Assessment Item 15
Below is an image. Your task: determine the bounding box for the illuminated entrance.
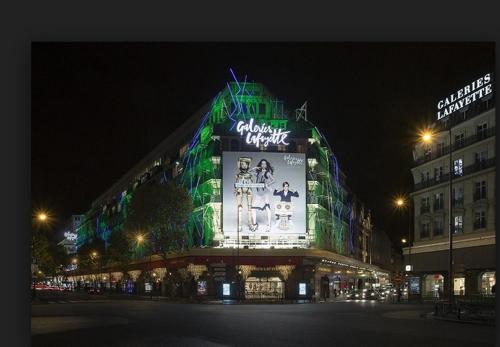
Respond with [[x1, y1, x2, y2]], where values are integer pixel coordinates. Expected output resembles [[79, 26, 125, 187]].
[[244, 276, 284, 299]]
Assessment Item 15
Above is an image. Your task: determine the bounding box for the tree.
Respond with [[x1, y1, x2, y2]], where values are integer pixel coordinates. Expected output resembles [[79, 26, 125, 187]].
[[76, 237, 106, 272], [124, 181, 193, 258], [106, 229, 132, 271]]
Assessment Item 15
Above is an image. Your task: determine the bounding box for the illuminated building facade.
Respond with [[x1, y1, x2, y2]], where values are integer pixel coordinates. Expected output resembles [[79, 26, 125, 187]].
[[407, 73, 495, 299], [71, 72, 394, 299]]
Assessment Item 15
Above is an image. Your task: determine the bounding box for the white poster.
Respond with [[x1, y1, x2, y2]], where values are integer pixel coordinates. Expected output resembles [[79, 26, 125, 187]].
[[222, 151, 306, 247]]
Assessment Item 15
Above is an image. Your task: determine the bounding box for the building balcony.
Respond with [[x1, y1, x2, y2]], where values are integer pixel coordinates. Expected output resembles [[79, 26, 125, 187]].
[[433, 228, 444, 237], [433, 201, 444, 211], [473, 192, 487, 202], [452, 197, 464, 208], [413, 157, 495, 192], [413, 126, 495, 166], [420, 206, 431, 214], [473, 221, 487, 230]]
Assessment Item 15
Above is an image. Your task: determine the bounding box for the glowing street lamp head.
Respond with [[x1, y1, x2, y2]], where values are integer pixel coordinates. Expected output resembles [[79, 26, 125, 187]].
[[419, 129, 434, 144], [38, 213, 48, 221], [72, 258, 78, 264], [401, 238, 407, 244], [136, 234, 144, 244], [91, 251, 98, 257], [394, 196, 407, 209]]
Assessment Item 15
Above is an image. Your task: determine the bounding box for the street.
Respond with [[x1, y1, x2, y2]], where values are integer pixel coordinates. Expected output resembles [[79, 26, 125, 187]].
[[31, 298, 496, 346]]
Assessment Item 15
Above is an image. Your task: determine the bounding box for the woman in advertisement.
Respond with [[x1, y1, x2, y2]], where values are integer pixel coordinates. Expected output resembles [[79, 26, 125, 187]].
[[250, 159, 275, 232]]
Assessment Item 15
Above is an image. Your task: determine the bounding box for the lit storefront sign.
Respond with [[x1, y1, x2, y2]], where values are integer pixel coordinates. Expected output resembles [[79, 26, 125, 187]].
[[236, 118, 290, 148], [437, 73, 493, 120], [299, 282, 307, 295], [223, 283, 231, 296]]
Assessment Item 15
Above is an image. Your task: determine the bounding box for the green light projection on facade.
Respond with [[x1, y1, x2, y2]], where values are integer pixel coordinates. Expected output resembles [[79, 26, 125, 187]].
[[77, 71, 353, 257]]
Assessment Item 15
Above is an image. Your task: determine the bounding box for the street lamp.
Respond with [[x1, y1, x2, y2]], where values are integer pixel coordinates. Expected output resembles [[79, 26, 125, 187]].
[[394, 196, 412, 272], [136, 232, 153, 299], [32, 209, 51, 300], [419, 126, 454, 305], [37, 213, 48, 222]]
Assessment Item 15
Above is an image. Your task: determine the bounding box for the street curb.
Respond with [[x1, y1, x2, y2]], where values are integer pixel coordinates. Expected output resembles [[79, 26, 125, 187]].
[[422, 312, 495, 326]]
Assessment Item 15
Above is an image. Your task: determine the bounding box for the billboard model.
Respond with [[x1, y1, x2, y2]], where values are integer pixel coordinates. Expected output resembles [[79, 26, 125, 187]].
[[222, 151, 306, 247]]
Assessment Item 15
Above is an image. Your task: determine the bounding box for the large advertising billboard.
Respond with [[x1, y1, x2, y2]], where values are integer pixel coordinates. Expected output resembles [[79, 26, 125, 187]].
[[222, 151, 306, 248]]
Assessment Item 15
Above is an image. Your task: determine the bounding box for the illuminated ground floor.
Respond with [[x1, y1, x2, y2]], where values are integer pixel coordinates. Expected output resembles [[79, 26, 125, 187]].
[[403, 244, 496, 299], [67, 248, 390, 300]]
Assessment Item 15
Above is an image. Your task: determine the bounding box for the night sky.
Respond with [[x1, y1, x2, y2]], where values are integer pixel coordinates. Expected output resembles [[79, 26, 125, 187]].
[[31, 42, 495, 244]]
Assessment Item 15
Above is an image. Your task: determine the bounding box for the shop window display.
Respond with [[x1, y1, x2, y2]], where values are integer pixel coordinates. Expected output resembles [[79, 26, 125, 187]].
[[423, 274, 444, 297], [481, 271, 496, 295]]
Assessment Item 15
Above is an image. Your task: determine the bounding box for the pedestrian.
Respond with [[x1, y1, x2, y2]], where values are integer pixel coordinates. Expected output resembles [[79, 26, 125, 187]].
[[333, 288, 337, 298]]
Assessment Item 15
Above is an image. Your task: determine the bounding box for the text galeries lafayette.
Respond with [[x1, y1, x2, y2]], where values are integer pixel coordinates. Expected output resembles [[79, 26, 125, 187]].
[[437, 73, 493, 120], [236, 118, 290, 148]]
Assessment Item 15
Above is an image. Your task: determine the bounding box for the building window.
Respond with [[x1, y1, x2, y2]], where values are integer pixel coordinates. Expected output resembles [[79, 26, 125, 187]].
[[454, 133, 465, 148], [433, 218, 444, 236], [474, 211, 486, 230], [477, 122, 488, 140], [259, 103, 266, 115], [452, 186, 464, 207], [420, 222, 430, 238], [421, 171, 430, 184], [420, 197, 430, 214], [434, 166, 443, 182], [453, 159, 463, 176], [454, 277, 466, 296], [424, 146, 432, 160], [423, 274, 444, 297], [474, 181, 487, 201], [434, 192, 444, 211], [454, 215, 463, 233], [474, 150, 488, 170], [437, 142, 445, 156], [480, 272, 496, 295]]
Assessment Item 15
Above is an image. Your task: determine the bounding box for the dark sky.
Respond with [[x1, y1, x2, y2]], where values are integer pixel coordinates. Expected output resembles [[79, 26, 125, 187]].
[[31, 42, 495, 244]]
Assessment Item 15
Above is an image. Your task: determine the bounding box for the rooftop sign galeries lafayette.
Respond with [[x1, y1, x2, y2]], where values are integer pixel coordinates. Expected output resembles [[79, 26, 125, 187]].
[[437, 73, 493, 120], [236, 118, 290, 148]]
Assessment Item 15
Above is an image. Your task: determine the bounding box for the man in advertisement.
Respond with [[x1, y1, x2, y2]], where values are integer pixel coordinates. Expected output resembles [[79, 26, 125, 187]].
[[273, 181, 299, 229]]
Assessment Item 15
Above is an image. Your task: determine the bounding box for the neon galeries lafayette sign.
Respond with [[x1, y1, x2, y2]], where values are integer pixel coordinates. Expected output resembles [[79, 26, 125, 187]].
[[236, 118, 290, 148], [437, 73, 493, 120]]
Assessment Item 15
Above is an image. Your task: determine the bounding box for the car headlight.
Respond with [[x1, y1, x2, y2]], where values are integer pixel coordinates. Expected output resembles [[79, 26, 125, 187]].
[[285, 204, 290, 210], [277, 204, 282, 209]]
